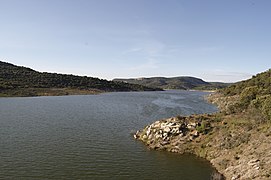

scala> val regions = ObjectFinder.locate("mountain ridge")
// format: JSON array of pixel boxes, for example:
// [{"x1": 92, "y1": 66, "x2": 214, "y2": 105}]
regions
[
  {"x1": 0, "y1": 61, "x2": 162, "y2": 97},
  {"x1": 113, "y1": 76, "x2": 231, "y2": 90}
]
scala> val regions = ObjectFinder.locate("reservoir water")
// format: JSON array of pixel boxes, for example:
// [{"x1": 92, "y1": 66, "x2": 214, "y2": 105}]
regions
[{"x1": 0, "y1": 90, "x2": 218, "y2": 179}]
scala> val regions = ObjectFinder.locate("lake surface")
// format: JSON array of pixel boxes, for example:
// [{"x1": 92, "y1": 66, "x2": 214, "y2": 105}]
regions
[{"x1": 0, "y1": 90, "x2": 218, "y2": 179}]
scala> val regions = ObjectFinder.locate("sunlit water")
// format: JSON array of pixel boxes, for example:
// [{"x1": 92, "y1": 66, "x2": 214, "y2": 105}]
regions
[{"x1": 0, "y1": 90, "x2": 218, "y2": 179}]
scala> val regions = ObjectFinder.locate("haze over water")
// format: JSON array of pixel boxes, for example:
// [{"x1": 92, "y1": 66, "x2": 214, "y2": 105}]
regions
[{"x1": 0, "y1": 90, "x2": 218, "y2": 179}]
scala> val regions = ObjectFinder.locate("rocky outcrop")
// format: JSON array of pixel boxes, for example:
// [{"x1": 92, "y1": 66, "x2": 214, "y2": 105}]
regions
[
  {"x1": 135, "y1": 113, "x2": 271, "y2": 179},
  {"x1": 134, "y1": 115, "x2": 211, "y2": 153}
]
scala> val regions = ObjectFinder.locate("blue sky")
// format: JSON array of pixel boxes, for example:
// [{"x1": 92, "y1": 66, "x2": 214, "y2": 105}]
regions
[{"x1": 0, "y1": 0, "x2": 270, "y2": 82}]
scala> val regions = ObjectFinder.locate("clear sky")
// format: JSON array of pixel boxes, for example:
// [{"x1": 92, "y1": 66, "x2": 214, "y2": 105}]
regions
[{"x1": 0, "y1": 0, "x2": 270, "y2": 82}]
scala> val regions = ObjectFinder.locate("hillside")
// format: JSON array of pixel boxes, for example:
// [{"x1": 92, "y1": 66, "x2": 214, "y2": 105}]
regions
[
  {"x1": 0, "y1": 61, "x2": 161, "y2": 97},
  {"x1": 113, "y1": 77, "x2": 230, "y2": 90},
  {"x1": 212, "y1": 69, "x2": 271, "y2": 119},
  {"x1": 135, "y1": 69, "x2": 271, "y2": 179}
]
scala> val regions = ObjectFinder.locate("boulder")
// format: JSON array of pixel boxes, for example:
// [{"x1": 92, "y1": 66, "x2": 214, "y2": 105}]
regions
[
  {"x1": 155, "y1": 134, "x2": 162, "y2": 139},
  {"x1": 161, "y1": 141, "x2": 169, "y2": 145},
  {"x1": 164, "y1": 126, "x2": 171, "y2": 133},
  {"x1": 163, "y1": 132, "x2": 168, "y2": 138},
  {"x1": 161, "y1": 123, "x2": 167, "y2": 129},
  {"x1": 142, "y1": 135, "x2": 147, "y2": 140},
  {"x1": 192, "y1": 130, "x2": 199, "y2": 137},
  {"x1": 133, "y1": 131, "x2": 140, "y2": 139},
  {"x1": 187, "y1": 122, "x2": 197, "y2": 129}
]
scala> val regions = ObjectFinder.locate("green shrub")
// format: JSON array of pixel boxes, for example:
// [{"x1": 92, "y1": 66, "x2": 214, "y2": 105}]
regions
[
  {"x1": 262, "y1": 95, "x2": 271, "y2": 121},
  {"x1": 196, "y1": 122, "x2": 211, "y2": 134},
  {"x1": 239, "y1": 86, "x2": 258, "y2": 108}
]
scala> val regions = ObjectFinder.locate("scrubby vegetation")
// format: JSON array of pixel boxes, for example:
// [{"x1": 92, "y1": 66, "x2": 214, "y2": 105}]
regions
[
  {"x1": 216, "y1": 69, "x2": 271, "y2": 120},
  {"x1": 0, "y1": 61, "x2": 161, "y2": 97}
]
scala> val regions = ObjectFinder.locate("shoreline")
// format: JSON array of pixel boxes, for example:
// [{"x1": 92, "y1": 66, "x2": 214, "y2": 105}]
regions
[
  {"x1": 163, "y1": 88, "x2": 218, "y2": 93},
  {"x1": 134, "y1": 94, "x2": 271, "y2": 179},
  {"x1": 0, "y1": 88, "x2": 214, "y2": 98},
  {"x1": 134, "y1": 114, "x2": 226, "y2": 179},
  {"x1": 0, "y1": 88, "x2": 103, "y2": 98},
  {"x1": 0, "y1": 88, "x2": 164, "y2": 98}
]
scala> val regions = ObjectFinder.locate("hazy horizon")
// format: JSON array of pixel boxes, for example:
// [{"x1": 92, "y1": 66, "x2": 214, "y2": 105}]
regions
[{"x1": 1, "y1": 0, "x2": 270, "y2": 82}]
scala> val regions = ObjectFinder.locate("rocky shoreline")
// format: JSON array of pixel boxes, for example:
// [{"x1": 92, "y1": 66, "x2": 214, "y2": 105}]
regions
[
  {"x1": 134, "y1": 114, "x2": 225, "y2": 179},
  {"x1": 134, "y1": 112, "x2": 271, "y2": 179},
  {"x1": 134, "y1": 115, "x2": 211, "y2": 153}
]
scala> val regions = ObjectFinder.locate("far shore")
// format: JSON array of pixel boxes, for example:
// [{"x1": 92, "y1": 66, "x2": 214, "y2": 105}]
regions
[
  {"x1": 0, "y1": 88, "x2": 219, "y2": 98},
  {"x1": 0, "y1": 88, "x2": 102, "y2": 98}
]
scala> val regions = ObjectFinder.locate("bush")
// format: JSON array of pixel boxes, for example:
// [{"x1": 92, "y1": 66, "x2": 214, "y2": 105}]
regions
[
  {"x1": 239, "y1": 86, "x2": 258, "y2": 109},
  {"x1": 196, "y1": 122, "x2": 211, "y2": 134},
  {"x1": 262, "y1": 95, "x2": 271, "y2": 121}
]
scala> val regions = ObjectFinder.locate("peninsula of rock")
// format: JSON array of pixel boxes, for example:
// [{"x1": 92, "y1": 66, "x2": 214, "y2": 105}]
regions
[{"x1": 135, "y1": 69, "x2": 271, "y2": 179}]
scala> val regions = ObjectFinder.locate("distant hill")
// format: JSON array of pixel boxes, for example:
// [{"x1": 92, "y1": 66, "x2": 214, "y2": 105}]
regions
[
  {"x1": 0, "y1": 61, "x2": 161, "y2": 97},
  {"x1": 113, "y1": 77, "x2": 230, "y2": 90}
]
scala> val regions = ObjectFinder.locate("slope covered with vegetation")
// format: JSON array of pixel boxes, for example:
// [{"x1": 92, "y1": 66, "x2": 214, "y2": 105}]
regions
[
  {"x1": 114, "y1": 77, "x2": 230, "y2": 90},
  {"x1": 136, "y1": 69, "x2": 271, "y2": 179},
  {"x1": 214, "y1": 69, "x2": 271, "y2": 120},
  {"x1": 0, "y1": 61, "x2": 161, "y2": 97}
]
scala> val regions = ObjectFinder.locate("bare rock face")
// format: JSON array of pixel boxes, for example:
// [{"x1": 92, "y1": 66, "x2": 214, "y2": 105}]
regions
[{"x1": 134, "y1": 115, "x2": 210, "y2": 153}]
